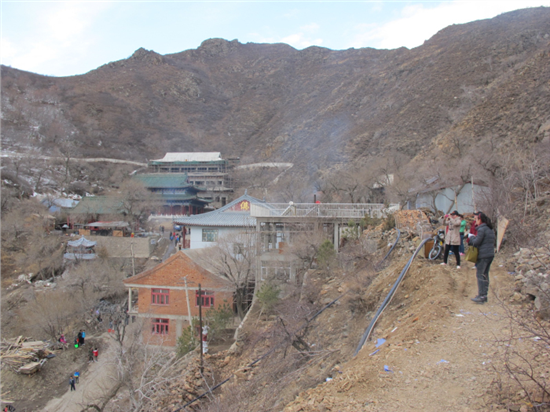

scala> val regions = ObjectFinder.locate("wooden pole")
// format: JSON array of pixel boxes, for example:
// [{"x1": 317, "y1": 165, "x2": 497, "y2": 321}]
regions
[
  {"x1": 184, "y1": 278, "x2": 192, "y2": 326},
  {"x1": 198, "y1": 283, "x2": 203, "y2": 374},
  {"x1": 472, "y1": 177, "x2": 476, "y2": 212}
]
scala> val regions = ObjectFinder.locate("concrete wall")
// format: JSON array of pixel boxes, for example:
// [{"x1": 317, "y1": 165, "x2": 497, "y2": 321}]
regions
[{"x1": 188, "y1": 226, "x2": 241, "y2": 249}]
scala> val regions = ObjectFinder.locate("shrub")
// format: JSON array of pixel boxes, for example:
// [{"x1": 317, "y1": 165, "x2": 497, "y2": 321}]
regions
[
  {"x1": 383, "y1": 213, "x2": 396, "y2": 231},
  {"x1": 205, "y1": 301, "x2": 234, "y2": 340},
  {"x1": 256, "y1": 282, "x2": 281, "y2": 317},
  {"x1": 176, "y1": 323, "x2": 198, "y2": 358},
  {"x1": 317, "y1": 239, "x2": 336, "y2": 271}
]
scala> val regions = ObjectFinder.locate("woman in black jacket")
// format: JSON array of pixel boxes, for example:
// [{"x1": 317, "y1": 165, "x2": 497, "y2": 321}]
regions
[{"x1": 467, "y1": 212, "x2": 495, "y2": 304}]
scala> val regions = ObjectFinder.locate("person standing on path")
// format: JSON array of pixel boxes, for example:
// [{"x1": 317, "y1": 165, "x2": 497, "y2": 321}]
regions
[
  {"x1": 468, "y1": 212, "x2": 495, "y2": 304},
  {"x1": 88, "y1": 347, "x2": 94, "y2": 363},
  {"x1": 81, "y1": 330, "x2": 85, "y2": 345},
  {"x1": 93, "y1": 347, "x2": 98, "y2": 362},
  {"x1": 74, "y1": 370, "x2": 80, "y2": 384},
  {"x1": 441, "y1": 210, "x2": 462, "y2": 269},
  {"x1": 69, "y1": 376, "x2": 76, "y2": 391},
  {"x1": 468, "y1": 211, "x2": 480, "y2": 270}
]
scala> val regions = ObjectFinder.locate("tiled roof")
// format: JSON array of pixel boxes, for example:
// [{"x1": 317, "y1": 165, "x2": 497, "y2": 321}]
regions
[
  {"x1": 173, "y1": 194, "x2": 267, "y2": 227},
  {"x1": 152, "y1": 152, "x2": 222, "y2": 162},
  {"x1": 71, "y1": 196, "x2": 124, "y2": 215},
  {"x1": 133, "y1": 173, "x2": 192, "y2": 189}
]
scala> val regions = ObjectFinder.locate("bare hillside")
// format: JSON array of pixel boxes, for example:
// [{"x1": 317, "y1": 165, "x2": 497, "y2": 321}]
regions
[{"x1": 2, "y1": 8, "x2": 550, "y2": 184}]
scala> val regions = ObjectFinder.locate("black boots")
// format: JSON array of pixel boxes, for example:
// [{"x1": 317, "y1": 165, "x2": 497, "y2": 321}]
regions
[{"x1": 471, "y1": 295, "x2": 487, "y2": 304}]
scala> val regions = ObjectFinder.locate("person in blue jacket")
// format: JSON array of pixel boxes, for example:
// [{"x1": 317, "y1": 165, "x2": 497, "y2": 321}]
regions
[{"x1": 467, "y1": 212, "x2": 495, "y2": 304}]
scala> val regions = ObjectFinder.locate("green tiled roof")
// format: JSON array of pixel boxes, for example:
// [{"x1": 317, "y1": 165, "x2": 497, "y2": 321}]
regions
[
  {"x1": 133, "y1": 173, "x2": 192, "y2": 189},
  {"x1": 71, "y1": 196, "x2": 124, "y2": 215}
]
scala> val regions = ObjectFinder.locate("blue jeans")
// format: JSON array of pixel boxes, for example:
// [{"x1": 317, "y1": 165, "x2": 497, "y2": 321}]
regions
[
  {"x1": 476, "y1": 257, "x2": 493, "y2": 297},
  {"x1": 459, "y1": 234, "x2": 465, "y2": 254}
]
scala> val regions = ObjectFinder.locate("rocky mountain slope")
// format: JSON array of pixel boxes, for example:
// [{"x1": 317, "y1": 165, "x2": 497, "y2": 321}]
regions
[{"x1": 2, "y1": 7, "x2": 550, "y2": 183}]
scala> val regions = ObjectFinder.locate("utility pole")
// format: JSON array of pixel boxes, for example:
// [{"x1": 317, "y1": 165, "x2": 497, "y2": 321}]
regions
[
  {"x1": 130, "y1": 240, "x2": 136, "y2": 277},
  {"x1": 198, "y1": 283, "x2": 203, "y2": 374},
  {"x1": 184, "y1": 277, "x2": 192, "y2": 326}
]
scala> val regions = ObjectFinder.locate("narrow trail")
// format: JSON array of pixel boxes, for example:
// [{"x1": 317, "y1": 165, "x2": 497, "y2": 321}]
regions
[
  {"x1": 284, "y1": 259, "x2": 522, "y2": 412},
  {"x1": 41, "y1": 336, "x2": 116, "y2": 412}
]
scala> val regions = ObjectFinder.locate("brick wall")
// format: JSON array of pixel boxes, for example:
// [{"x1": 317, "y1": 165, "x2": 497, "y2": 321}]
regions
[{"x1": 127, "y1": 252, "x2": 234, "y2": 346}]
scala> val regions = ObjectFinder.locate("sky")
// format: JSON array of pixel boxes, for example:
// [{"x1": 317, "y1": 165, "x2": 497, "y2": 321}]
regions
[{"x1": 2, "y1": 0, "x2": 550, "y2": 77}]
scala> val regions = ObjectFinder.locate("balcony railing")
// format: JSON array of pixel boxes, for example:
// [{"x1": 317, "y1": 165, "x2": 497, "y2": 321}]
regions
[{"x1": 250, "y1": 203, "x2": 399, "y2": 219}]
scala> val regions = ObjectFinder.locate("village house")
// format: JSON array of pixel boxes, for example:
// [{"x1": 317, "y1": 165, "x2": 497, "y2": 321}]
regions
[
  {"x1": 123, "y1": 251, "x2": 234, "y2": 346},
  {"x1": 249, "y1": 201, "x2": 399, "y2": 283},
  {"x1": 173, "y1": 193, "x2": 266, "y2": 250}
]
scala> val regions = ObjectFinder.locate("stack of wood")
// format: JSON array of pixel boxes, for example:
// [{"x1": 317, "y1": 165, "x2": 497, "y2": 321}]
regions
[{"x1": 0, "y1": 336, "x2": 54, "y2": 374}]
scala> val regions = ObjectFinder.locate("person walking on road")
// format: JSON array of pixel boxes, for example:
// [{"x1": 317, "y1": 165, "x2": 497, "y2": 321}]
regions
[
  {"x1": 441, "y1": 210, "x2": 462, "y2": 269},
  {"x1": 88, "y1": 347, "x2": 94, "y2": 363},
  {"x1": 468, "y1": 212, "x2": 495, "y2": 304},
  {"x1": 74, "y1": 370, "x2": 80, "y2": 384},
  {"x1": 69, "y1": 376, "x2": 76, "y2": 391},
  {"x1": 93, "y1": 347, "x2": 99, "y2": 362}
]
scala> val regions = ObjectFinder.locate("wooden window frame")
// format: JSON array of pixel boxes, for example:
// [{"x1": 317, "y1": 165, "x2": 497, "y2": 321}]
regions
[
  {"x1": 195, "y1": 290, "x2": 214, "y2": 307},
  {"x1": 151, "y1": 288, "x2": 170, "y2": 305},
  {"x1": 151, "y1": 318, "x2": 169, "y2": 335}
]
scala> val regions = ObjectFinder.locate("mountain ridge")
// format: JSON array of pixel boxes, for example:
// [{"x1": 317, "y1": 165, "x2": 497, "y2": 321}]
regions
[{"x1": 2, "y1": 7, "x2": 550, "y2": 183}]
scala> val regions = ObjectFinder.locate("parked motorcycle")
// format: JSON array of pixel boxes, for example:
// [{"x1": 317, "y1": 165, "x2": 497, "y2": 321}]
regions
[{"x1": 428, "y1": 229, "x2": 445, "y2": 260}]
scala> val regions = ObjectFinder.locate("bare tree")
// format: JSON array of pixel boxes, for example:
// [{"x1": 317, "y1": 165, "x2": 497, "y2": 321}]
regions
[
  {"x1": 110, "y1": 178, "x2": 157, "y2": 231},
  {"x1": 193, "y1": 231, "x2": 257, "y2": 319},
  {"x1": 20, "y1": 290, "x2": 82, "y2": 341}
]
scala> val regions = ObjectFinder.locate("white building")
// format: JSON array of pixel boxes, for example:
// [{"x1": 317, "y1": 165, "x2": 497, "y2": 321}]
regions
[{"x1": 173, "y1": 193, "x2": 266, "y2": 249}]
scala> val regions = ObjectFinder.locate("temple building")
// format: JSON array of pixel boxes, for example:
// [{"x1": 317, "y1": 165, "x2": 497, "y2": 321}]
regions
[
  {"x1": 132, "y1": 173, "x2": 211, "y2": 216},
  {"x1": 146, "y1": 152, "x2": 237, "y2": 208}
]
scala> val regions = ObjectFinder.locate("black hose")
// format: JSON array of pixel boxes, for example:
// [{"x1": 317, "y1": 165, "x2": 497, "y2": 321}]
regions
[
  {"x1": 353, "y1": 237, "x2": 430, "y2": 357},
  {"x1": 376, "y1": 229, "x2": 401, "y2": 268}
]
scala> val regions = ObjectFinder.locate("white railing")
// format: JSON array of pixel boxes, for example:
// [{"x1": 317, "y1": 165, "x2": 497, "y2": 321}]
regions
[{"x1": 250, "y1": 203, "x2": 399, "y2": 219}]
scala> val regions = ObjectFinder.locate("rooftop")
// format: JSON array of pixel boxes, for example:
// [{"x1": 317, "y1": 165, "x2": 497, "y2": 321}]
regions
[
  {"x1": 151, "y1": 152, "x2": 222, "y2": 163},
  {"x1": 173, "y1": 194, "x2": 268, "y2": 227},
  {"x1": 133, "y1": 173, "x2": 193, "y2": 189}
]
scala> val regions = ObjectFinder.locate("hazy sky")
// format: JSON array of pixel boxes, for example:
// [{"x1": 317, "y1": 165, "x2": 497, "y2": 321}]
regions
[{"x1": 2, "y1": 1, "x2": 549, "y2": 77}]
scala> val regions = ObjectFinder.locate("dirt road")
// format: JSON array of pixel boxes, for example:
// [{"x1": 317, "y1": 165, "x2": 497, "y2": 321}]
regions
[{"x1": 41, "y1": 336, "x2": 116, "y2": 412}]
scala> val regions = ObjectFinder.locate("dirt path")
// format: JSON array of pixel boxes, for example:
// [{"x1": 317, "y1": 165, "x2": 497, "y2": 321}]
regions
[
  {"x1": 284, "y1": 259, "x2": 530, "y2": 412},
  {"x1": 41, "y1": 336, "x2": 116, "y2": 412}
]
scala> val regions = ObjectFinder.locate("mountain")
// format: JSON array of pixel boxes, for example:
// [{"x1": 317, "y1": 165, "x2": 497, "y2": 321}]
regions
[{"x1": 2, "y1": 7, "x2": 550, "y2": 181}]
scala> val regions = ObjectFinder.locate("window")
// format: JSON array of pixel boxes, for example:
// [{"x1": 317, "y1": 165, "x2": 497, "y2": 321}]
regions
[
  {"x1": 151, "y1": 318, "x2": 169, "y2": 334},
  {"x1": 151, "y1": 289, "x2": 169, "y2": 305},
  {"x1": 233, "y1": 242, "x2": 244, "y2": 255},
  {"x1": 202, "y1": 229, "x2": 218, "y2": 242},
  {"x1": 196, "y1": 290, "x2": 214, "y2": 307}
]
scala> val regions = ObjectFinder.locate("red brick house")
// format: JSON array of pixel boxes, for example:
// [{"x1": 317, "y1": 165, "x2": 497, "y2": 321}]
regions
[{"x1": 123, "y1": 251, "x2": 234, "y2": 346}]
